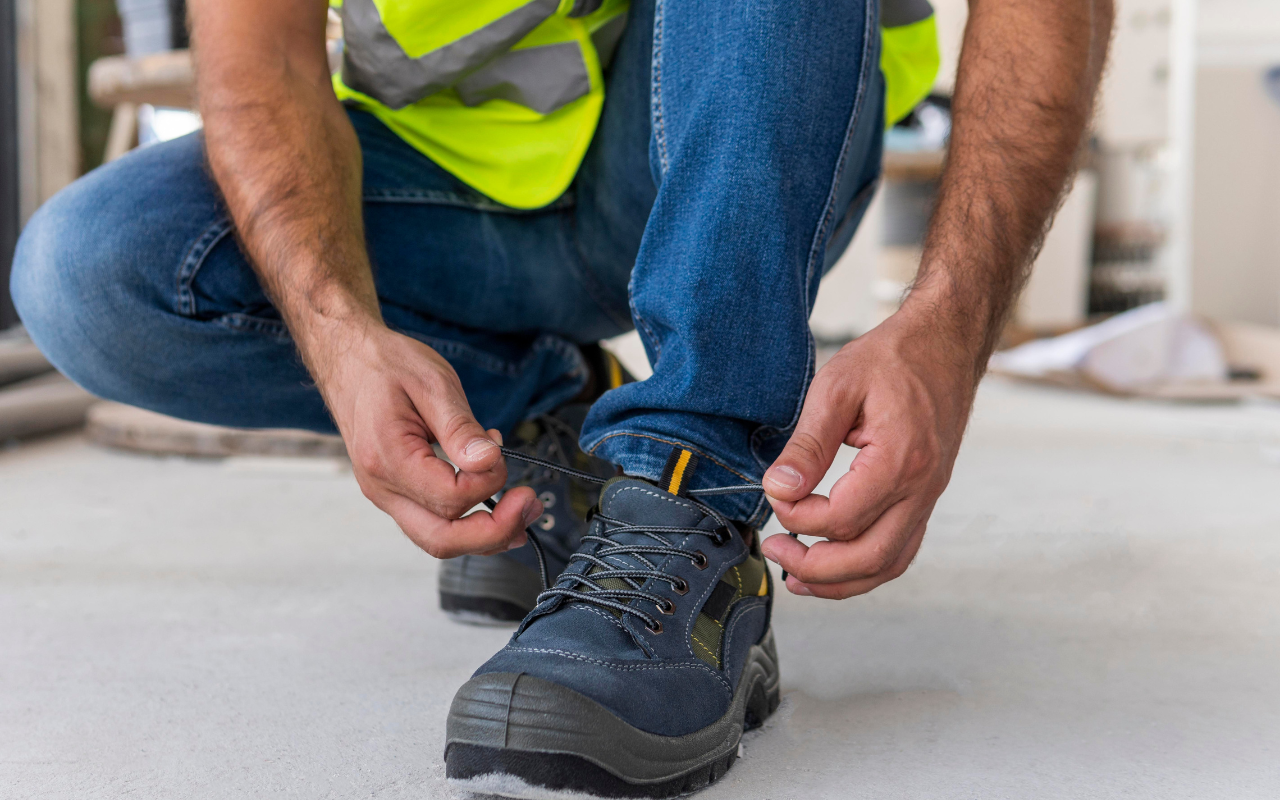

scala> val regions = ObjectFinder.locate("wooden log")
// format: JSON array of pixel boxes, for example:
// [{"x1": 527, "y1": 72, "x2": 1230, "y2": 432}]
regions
[
  {"x1": 0, "y1": 373, "x2": 96, "y2": 440},
  {"x1": 0, "y1": 332, "x2": 54, "y2": 387},
  {"x1": 85, "y1": 401, "x2": 348, "y2": 459},
  {"x1": 87, "y1": 50, "x2": 196, "y2": 110}
]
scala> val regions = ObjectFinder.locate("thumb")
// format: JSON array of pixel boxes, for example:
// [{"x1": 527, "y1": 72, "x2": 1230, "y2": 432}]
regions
[
  {"x1": 764, "y1": 375, "x2": 860, "y2": 502},
  {"x1": 420, "y1": 378, "x2": 501, "y2": 474}
]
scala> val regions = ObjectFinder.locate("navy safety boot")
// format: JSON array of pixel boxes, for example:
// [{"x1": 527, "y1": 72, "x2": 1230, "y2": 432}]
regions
[
  {"x1": 438, "y1": 346, "x2": 629, "y2": 624},
  {"x1": 445, "y1": 448, "x2": 780, "y2": 798}
]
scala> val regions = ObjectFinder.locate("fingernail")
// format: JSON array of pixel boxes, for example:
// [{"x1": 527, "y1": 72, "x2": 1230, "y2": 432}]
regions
[
  {"x1": 506, "y1": 536, "x2": 527, "y2": 552},
  {"x1": 765, "y1": 465, "x2": 802, "y2": 490},
  {"x1": 762, "y1": 549, "x2": 778, "y2": 564},
  {"x1": 464, "y1": 438, "x2": 497, "y2": 459},
  {"x1": 790, "y1": 584, "x2": 813, "y2": 597},
  {"x1": 522, "y1": 498, "x2": 542, "y2": 527}
]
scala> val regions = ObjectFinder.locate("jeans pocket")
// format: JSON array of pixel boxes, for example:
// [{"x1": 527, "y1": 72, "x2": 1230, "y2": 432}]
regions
[{"x1": 175, "y1": 216, "x2": 290, "y2": 339}]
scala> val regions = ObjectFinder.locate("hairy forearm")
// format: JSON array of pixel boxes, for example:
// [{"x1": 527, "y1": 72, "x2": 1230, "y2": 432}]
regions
[
  {"x1": 191, "y1": 0, "x2": 379, "y2": 382},
  {"x1": 904, "y1": 0, "x2": 1114, "y2": 376}
]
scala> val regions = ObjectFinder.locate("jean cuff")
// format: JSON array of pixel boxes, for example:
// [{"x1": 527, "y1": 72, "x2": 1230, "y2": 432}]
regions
[{"x1": 584, "y1": 430, "x2": 773, "y2": 528}]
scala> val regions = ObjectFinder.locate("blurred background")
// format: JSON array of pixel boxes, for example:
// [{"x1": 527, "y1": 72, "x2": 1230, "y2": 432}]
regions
[{"x1": 4, "y1": 0, "x2": 1280, "y2": 436}]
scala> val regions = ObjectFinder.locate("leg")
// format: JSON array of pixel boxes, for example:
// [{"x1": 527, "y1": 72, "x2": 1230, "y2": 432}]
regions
[
  {"x1": 11, "y1": 111, "x2": 630, "y2": 436},
  {"x1": 577, "y1": 0, "x2": 885, "y2": 525}
]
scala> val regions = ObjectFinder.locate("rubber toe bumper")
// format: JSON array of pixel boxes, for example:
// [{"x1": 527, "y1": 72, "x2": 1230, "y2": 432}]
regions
[{"x1": 444, "y1": 631, "x2": 780, "y2": 798}]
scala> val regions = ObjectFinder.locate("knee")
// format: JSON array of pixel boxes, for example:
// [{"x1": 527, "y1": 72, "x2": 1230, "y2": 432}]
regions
[{"x1": 10, "y1": 174, "x2": 149, "y2": 396}]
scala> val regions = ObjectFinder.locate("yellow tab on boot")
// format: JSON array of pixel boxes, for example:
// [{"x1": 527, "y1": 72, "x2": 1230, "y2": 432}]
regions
[{"x1": 659, "y1": 448, "x2": 698, "y2": 495}]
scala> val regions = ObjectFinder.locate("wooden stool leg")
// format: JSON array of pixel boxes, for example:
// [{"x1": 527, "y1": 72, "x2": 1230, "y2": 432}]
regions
[{"x1": 103, "y1": 102, "x2": 138, "y2": 162}]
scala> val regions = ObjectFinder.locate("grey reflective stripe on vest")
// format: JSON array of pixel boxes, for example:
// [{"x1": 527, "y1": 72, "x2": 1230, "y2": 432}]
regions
[
  {"x1": 341, "y1": 0, "x2": 560, "y2": 110},
  {"x1": 881, "y1": 0, "x2": 933, "y2": 28},
  {"x1": 568, "y1": 0, "x2": 603, "y2": 17},
  {"x1": 456, "y1": 41, "x2": 590, "y2": 113}
]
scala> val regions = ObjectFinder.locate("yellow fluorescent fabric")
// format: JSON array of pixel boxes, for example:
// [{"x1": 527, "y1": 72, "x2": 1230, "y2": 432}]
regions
[
  {"x1": 334, "y1": 0, "x2": 625, "y2": 209},
  {"x1": 880, "y1": 16, "x2": 940, "y2": 127}
]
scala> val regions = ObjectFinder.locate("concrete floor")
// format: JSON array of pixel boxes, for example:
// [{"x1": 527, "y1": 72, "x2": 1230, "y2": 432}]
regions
[{"x1": 3, "y1": 378, "x2": 1280, "y2": 799}]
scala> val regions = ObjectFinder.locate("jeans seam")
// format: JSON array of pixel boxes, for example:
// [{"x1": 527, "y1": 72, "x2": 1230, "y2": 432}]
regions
[
  {"x1": 650, "y1": 0, "x2": 670, "y2": 176},
  {"x1": 362, "y1": 188, "x2": 575, "y2": 213},
  {"x1": 745, "y1": 0, "x2": 878, "y2": 526},
  {"x1": 175, "y1": 217, "x2": 235, "y2": 317},
  {"x1": 211, "y1": 312, "x2": 290, "y2": 338}
]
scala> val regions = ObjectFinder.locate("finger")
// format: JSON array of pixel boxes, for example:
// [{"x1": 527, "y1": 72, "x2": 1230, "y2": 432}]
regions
[
  {"x1": 761, "y1": 499, "x2": 923, "y2": 585},
  {"x1": 413, "y1": 371, "x2": 502, "y2": 474},
  {"x1": 763, "y1": 371, "x2": 862, "y2": 502},
  {"x1": 784, "y1": 519, "x2": 926, "y2": 599},
  {"x1": 378, "y1": 484, "x2": 541, "y2": 559},
  {"x1": 368, "y1": 427, "x2": 508, "y2": 520},
  {"x1": 767, "y1": 442, "x2": 901, "y2": 540}
]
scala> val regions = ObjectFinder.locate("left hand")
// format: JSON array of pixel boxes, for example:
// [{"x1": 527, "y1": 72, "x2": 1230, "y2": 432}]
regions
[{"x1": 759, "y1": 306, "x2": 980, "y2": 599}]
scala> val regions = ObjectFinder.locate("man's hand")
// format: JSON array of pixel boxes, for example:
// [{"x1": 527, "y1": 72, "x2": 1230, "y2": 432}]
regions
[
  {"x1": 759, "y1": 0, "x2": 1113, "y2": 598},
  {"x1": 315, "y1": 322, "x2": 542, "y2": 559},
  {"x1": 192, "y1": 0, "x2": 539, "y2": 559},
  {"x1": 760, "y1": 307, "x2": 976, "y2": 599}
]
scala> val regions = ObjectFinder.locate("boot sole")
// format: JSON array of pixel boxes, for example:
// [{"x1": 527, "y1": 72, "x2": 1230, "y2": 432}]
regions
[
  {"x1": 444, "y1": 629, "x2": 781, "y2": 798},
  {"x1": 439, "y1": 554, "x2": 542, "y2": 626}
]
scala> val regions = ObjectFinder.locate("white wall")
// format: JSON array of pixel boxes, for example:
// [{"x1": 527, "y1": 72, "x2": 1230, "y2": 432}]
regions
[{"x1": 1190, "y1": 66, "x2": 1280, "y2": 325}]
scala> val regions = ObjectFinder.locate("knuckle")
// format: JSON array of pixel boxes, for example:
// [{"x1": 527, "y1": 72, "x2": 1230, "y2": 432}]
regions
[
  {"x1": 427, "y1": 497, "x2": 466, "y2": 520},
  {"x1": 901, "y1": 450, "x2": 933, "y2": 481},
  {"x1": 786, "y1": 430, "x2": 827, "y2": 466},
  {"x1": 437, "y1": 411, "x2": 476, "y2": 445},
  {"x1": 354, "y1": 451, "x2": 385, "y2": 482},
  {"x1": 862, "y1": 542, "x2": 898, "y2": 575},
  {"x1": 817, "y1": 377, "x2": 849, "y2": 406},
  {"x1": 827, "y1": 520, "x2": 859, "y2": 541}
]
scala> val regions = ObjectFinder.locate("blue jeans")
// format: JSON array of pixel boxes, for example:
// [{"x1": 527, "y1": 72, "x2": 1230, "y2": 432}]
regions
[{"x1": 11, "y1": 0, "x2": 883, "y2": 525}]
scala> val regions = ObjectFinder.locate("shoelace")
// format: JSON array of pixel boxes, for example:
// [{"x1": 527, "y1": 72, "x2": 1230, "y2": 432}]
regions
[{"x1": 486, "y1": 447, "x2": 767, "y2": 632}]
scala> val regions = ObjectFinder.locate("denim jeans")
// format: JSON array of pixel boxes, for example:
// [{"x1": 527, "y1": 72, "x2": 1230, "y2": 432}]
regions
[{"x1": 11, "y1": 0, "x2": 883, "y2": 525}]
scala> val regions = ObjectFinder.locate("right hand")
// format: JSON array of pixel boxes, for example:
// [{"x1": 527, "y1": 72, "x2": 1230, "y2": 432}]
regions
[{"x1": 315, "y1": 324, "x2": 543, "y2": 559}]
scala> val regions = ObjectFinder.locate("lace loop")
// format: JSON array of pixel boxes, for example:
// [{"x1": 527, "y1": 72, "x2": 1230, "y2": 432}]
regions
[{"x1": 491, "y1": 446, "x2": 768, "y2": 630}]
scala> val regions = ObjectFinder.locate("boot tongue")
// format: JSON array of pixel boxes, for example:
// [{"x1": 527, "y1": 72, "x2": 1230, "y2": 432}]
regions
[
  {"x1": 597, "y1": 476, "x2": 708, "y2": 529},
  {"x1": 587, "y1": 476, "x2": 723, "y2": 582}
]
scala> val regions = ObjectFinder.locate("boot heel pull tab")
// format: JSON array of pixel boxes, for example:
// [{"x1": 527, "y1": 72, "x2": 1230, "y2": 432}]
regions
[{"x1": 660, "y1": 448, "x2": 699, "y2": 496}]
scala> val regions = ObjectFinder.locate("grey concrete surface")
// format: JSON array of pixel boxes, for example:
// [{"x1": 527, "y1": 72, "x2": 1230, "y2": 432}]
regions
[{"x1": 2, "y1": 378, "x2": 1279, "y2": 799}]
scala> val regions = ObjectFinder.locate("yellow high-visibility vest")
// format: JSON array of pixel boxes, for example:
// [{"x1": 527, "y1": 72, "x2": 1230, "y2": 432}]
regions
[{"x1": 331, "y1": 0, "x2": 938, "y2": 210}]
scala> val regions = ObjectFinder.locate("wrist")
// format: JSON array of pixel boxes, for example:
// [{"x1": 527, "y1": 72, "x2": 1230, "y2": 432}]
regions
[
  {"x1": 288, "y1": 289, "x2": 385, "y2": 388},
  {"x1": 885, "y1": 288, "x2": 990, "y2": 386},
  {"x1": 897, "y1": 266, "x2": 999, "y2": 364}
]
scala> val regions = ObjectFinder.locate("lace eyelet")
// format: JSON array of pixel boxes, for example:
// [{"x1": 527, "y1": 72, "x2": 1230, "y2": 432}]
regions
[
  {"x1": 537, "y1": 514, "x2": 556, "y2": 531},
  {"x1": 645, "y1": 620, "x2": 664, "y2": 635},
  {"x1": 538, "y1": 491, "x2": 557, "y2": 508},
  {"x1": 672, "y1": 579, "x2": 689, "y2": 595},
  {"x1": 657, "y1": 599, "x2": 675, "y2": 615},
  {"x1": 691, "y1": 551, "x2": 709, "y2": 570}
]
